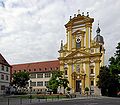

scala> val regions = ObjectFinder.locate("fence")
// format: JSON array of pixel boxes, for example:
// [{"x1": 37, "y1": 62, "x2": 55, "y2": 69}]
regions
[
  {"x1": 0, "y1": 94, "x2": 98, "y2": 105},
  {"x1": 0, "y1": 94, "x2": 71, "y2": 105}
]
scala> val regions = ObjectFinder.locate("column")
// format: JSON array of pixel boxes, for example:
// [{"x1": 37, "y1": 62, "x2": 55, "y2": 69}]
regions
[
  {"x1": 69, "y1": 27, "x2": 72, "y2": 51},
  {"x1": 86, "y1": 26, "x2": 89, "y2": 49},
  {"x1": 81, "y1": 35, "x2": 84, "y2": 49},
  {"x1": 85, "y1": 60, "x2": 90, "y2": 91},
  {"x1": 68, "y1": 63, "x2": 72, "y2": 91}
]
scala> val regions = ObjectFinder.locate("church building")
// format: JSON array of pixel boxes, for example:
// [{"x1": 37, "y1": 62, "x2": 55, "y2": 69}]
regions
[{"x1": 58, "y1": 11, "x2": 105, "y2": 95}]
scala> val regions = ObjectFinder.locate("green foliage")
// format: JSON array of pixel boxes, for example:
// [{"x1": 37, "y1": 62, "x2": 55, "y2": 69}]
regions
[
  {"x1": 11, "y1": 71, "x2": 30, "y2": 88},
  {"x1": 85, "y1": 87, "x2": 89, "y2": 96},
  {"x1": 47, "y1": 71, "x2": 69, "y2": 94},
  {"x1": 85, "y1": 87, "x2": 89, "y2": 91},
  {"x1": 47, "y1": 71, "x2": 62, "y2": 93},
  {"x1": 97, "y1": 42, "x2": 120, "y2": 97},
  {"x1": 66, "y1": 87, "x2": 71, "y2": 91}
]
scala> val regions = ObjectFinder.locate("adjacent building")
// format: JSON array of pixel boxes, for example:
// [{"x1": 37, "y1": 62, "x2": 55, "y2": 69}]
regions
[
  {"x1": 12, "y1": 60, "x2": 60, "y2": 93},
  {"x1": 58, "y1": 11, "x2": 105, "y2": 95},
  {"x1": 0, "y1": 53, "x2": 11, "y2": 95}
]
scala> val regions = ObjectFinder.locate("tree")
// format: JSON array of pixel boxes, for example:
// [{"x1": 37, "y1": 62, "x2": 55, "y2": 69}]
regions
[
  {"x1": 85, "y1": 87, "x2": 89, "y2": 96},
  {"x1": 11, "y1": 71, "x2": 30, "y2": 89},
  {"x1": 59, "y1": 78, "x2": 69, "y2": 94},
  {"x1": 97, "y1": 42, "x2": 120, "y2": 96},
  {"x1": 47, "y1": 71, "x2": 62, "y2": 94},
  {"x1": 97, "y1": 66, "x2": 112, "y2": 96},
  {"x1": 47, "y1": 71, "x2": 69, "y2": 94},
  {"x1": 108, "y1": 42, "x2": 120, "y2": 96}
]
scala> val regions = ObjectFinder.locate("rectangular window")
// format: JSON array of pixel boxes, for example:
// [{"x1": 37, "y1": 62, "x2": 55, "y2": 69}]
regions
[
  {"x1": 37, "y1": 73, "x2": 43, "y2": 78},
  {"x1": 6, "y1": 75, "x2": 9, "y2": 81},
  {"x1": 91, "y1": 69, "x2": 94, "y2": 74},
  {"x1": 1, "y1": 74, "x2": 4, "y2": 80},
  {"x1": 45, "y1": 81, "x2": 48, "y2": 86},
  {"x1": 37, "y1": 81, "x2": 43, "y2": 86},
  {"x1": 45, "y1": 73, "x2": 51, "y2": 78},
  {"x1": 30, "y1": 74, "x2": 36, "y2": 78},
  {"x1": 2, "y1": 65, "x2": 4, "y2": 71},
  {"x1": 6, "y1": 67, "x2": 9, "y2": 72},
  {"x1": 1, "y1": 85, "x2": 5, "y2": 90},
  {"x1": 30, "y1": 82, "x2": 36, "y2": 86}
]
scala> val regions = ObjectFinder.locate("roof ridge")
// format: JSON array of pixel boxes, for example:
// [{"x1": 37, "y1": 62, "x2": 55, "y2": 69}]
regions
[{"x1": 12, "y1": 59, "x2": 59, "y2": 66}]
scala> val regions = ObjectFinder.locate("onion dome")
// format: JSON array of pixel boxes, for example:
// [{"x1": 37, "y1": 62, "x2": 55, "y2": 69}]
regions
[{"x1": 94, "y1": 23, "x2": 104, "y2": 44}]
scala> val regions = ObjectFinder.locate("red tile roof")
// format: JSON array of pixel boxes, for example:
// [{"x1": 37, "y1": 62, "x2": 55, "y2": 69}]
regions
[
  {"x1": 12, "y1": 60, "x2": 60, "y2": 74},
  {"x1": 0, "y1": 53, "x2": 11, "y2": 67}
]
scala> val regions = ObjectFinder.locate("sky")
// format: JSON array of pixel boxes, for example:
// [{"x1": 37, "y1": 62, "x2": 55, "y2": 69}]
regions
[{"x1": 0, "y1": 0, "x2": 120, "y2": 65}]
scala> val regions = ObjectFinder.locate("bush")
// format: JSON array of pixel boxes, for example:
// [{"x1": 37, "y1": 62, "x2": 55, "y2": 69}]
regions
[{"x1": 66, "y1": 87, "x2": 71, "y2": 91}]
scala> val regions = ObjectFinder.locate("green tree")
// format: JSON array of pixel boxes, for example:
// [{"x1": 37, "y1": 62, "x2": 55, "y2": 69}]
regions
[
  {"x1": 59, "y1": 78, "x2": 69, "y2": 94},
  {"x1": 47, "y1": 71, "x2": 69, "y2": 94},
  {"x1": 97, "y1": 42, "x2": 120, "y2": 96},
  {"x1": 108, "y1": 42, "x2": 120, "y2": 96},
  {"x1": 85, "y1": 87, "x2": 89, "y2": 96},
  {"x1": 47, "y1": 71, "x2": 62, "y2": 94},
  {"x1": 12, "y1": 71, "x2": 30, "y2": 89},
  {"x1": 97, "y1": 66, "x2": 111, "y2": 96}
]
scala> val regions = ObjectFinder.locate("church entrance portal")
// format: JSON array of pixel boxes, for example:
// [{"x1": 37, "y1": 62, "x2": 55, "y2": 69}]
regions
[{"x1": 76, "y1": 80, "x2": 81, "y2": 93}]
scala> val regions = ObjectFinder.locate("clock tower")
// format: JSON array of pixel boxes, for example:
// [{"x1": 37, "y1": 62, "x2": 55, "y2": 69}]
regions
[{"x1": 58, "y1": 11, "x2": 105, "y2": 95}]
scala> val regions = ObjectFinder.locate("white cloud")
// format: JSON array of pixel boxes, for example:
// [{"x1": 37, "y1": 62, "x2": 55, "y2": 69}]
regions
[{"x1": 0, "y1": 0, "x2": 120, "y2": 65}]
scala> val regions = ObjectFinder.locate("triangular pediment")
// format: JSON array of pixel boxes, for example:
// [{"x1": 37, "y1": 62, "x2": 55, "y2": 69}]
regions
[{"x1": 65, "y1": 50, "x2": 90, "y2": 58}]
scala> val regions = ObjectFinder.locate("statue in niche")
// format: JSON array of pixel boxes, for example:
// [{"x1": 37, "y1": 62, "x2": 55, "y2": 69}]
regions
[{"x1": 76, "y1": 64, "x2": 80, "y2": 73}]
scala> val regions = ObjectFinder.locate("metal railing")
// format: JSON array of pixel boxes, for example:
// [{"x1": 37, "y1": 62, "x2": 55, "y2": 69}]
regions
[{"x1": 0, "y1": 94, "x2": 99, "y2": 105}]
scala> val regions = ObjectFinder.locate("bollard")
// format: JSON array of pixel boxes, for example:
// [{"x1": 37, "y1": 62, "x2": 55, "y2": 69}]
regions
[
  {"x1": 57, "y1": 95, "x2": 59, "y2": 100},
  {"x1": 8, "y1": 98, "x2": 9, "y2": 105},
  {"x1": 52, "y1": 95, "x2": 53, "y2": 101},
  {"x1": 46, "y1": 95, "x2": 47, "y2": 102},
  {"x1": 20, "y1": 98, "x2": 22, "y2": 104},
  {"x1": 29, "y1": 95, "x2": 32, "y2": 103}
]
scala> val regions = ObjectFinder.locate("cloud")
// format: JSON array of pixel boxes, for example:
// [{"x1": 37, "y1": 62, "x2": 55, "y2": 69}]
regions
[{"x1": 0, "y1": 0, "x2": 120, "y2": 65}]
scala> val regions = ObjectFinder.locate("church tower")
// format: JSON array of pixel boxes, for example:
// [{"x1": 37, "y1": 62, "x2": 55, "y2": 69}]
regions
[{"x1": 58, "y1": 11, "x2": 105, "y2": 95}]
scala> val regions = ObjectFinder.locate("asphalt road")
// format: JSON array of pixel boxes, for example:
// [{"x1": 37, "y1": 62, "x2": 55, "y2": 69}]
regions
[{"x1": 27, "y1": 97, "x2": 120, "y2": 105}]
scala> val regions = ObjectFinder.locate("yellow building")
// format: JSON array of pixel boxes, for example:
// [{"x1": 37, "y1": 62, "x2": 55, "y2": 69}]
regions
[{"x1": 58, "y1": 11, "x2": 105, "y2": 95}]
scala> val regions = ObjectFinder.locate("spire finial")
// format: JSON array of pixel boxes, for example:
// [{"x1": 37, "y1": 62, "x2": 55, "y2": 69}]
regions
[
  {"x1": 77, "y1": 9, "x2": 81, "y2": 16},
  {"x1": 96, "y1": 21, "x2": 101, "y2": 35},
  {"x1": 60, "y1": 40, "x2": 63, "y2": 50},
  {"x1": 74, "y1": 14, "x2": 76, "y2": 17},
  {"x1": 70, "y1": 16, "x2": 72, "y2": 20},
  {"x1": 98, "y1": 20, "x2": 99, "y2": 26},
  {"x1": 87, "y1": 12, "x2": 89, "y2": 17},
  {"x1": 78, "y1": 9, "x2": 80, "y2": 14}
]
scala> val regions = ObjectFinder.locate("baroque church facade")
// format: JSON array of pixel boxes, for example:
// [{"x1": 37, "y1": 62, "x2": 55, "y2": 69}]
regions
[{"x1": 58, "y1": 11, "x2": 105, "y2": 95}]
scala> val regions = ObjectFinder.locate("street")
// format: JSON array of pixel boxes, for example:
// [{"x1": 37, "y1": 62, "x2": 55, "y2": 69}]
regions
[{"x1": 26, "y1": 97, "x2": 120, "y2": 105}]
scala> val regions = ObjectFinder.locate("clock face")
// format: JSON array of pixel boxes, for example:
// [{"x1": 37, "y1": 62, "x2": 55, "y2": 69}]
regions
[{"x1": 76, "y1": 37, "x2": 81, "y2": 43}]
